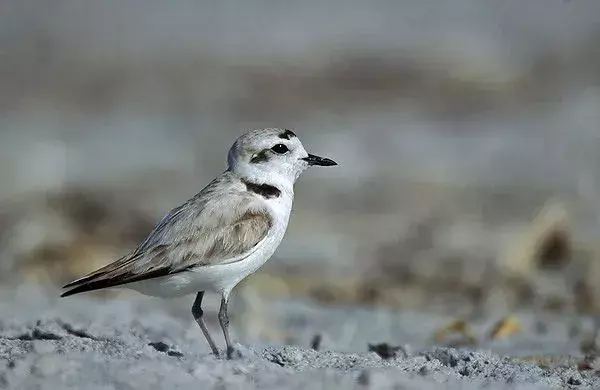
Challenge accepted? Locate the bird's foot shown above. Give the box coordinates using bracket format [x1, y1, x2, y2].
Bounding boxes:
[225, 345, 242, 360]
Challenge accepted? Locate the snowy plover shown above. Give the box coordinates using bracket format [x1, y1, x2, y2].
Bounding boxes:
[61, 128, 337, 359]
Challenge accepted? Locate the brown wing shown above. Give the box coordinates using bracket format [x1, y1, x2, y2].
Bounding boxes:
[61, 174, 272, 296]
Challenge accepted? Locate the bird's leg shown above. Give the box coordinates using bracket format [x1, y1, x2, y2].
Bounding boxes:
[191, 291, 219, 357]
[218, 295, 236, 359]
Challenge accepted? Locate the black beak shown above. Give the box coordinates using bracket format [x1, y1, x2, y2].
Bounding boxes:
[302, 153, 337, 166]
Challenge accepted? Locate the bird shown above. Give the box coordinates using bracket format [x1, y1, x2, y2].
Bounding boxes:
[61, 128, 337, 359]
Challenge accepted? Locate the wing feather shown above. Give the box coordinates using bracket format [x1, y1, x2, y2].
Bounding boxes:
[61, 173, 273, 296]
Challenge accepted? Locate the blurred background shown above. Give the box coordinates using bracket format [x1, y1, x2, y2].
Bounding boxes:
[2, 0, 600, 356]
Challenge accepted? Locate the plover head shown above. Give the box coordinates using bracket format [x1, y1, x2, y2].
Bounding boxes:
[227, 128, 337, 186]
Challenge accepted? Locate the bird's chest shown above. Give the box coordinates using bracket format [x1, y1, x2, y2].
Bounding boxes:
[247, 196, 292, 266]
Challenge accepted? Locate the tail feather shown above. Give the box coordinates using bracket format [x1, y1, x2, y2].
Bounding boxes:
[62, 272, 106, 289]
[60, 267, 175, 297]
[61, 253, 140, 292]
[61, 282, 108, 297]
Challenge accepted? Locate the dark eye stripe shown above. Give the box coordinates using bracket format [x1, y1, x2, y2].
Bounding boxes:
[250, 150, 270, 163]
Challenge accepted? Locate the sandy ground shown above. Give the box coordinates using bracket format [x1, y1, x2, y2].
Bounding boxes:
[0, 286, 597, 389]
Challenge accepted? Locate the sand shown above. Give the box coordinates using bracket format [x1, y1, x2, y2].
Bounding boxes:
[0, 286, 596, 389]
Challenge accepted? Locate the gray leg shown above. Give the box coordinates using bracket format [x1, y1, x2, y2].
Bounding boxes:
[191, 292, 219, 356]
[218, 295, 235, 359]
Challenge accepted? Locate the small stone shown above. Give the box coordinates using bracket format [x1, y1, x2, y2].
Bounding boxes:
[310, 334, 322, 351]
[149, 341, 169, 353]
[167, 350, 184, 358]
[567, 377, 582, 386]
[368, 343, 406, 359]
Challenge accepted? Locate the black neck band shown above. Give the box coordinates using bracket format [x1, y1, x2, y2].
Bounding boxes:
[242, 179, 281, 199]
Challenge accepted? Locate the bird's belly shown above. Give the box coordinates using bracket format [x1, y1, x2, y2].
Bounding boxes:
[128, 272, 203, 298]
[129, 229, 285, 298]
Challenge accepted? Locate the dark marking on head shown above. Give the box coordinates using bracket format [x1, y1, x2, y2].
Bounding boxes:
[242, 179, 281, 199]
[278, 129, 296, 140]
[250, 150, 270, 164]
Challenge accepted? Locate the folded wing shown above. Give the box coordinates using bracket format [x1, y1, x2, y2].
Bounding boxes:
[61, 174, 272, 296]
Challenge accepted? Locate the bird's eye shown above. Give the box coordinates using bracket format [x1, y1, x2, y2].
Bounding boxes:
[271, 144, 289, 154]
